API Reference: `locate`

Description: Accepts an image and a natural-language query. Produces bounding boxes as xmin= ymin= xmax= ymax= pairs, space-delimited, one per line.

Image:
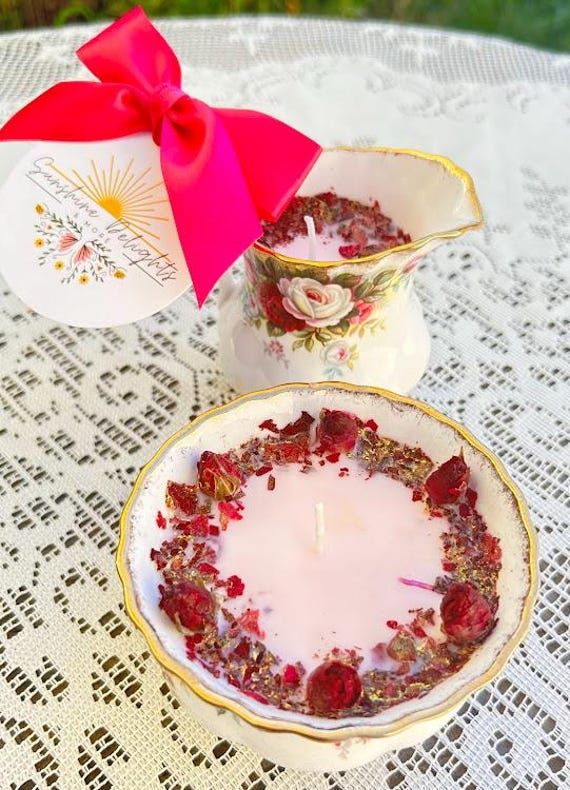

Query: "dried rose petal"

xmin=175 ymin=514 xmax=209 ymax=537
xmin=306 ymin=661 xmax=362 ymax=714
xmin=238 ymin=608 xmax=265 ymax=639
xmin=317 ymin=409 xmax=359 ymax=453
xmin=279 ymin=411 xmax=315 ymax=438
xmin=159 ymin=581 xmax=214 ymax=632
xmin=218 ymin=501 xmax=243 ymax=521
xmin=425 ymin=456 xmax=470 ymax=505
xmin=440 ymin=583 xmax=494 ymax=644
xmin=156 ymin=511 xmax=167 ymax=529
xmin=166 ymin=481 xmax=198 ymax=515
xmin=197 ymin=451 xmax=243 ymax=500
xmin=481 ymin=532 xmax=502 ymax=566
xmin=262 ymin=439 xmax=308 ymax=464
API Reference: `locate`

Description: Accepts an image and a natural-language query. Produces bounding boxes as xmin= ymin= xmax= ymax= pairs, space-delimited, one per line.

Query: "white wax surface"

xmin=272 ymin=222 xmax=347 ymax=261
xmin=216 ymin=459 xmax=445 ymax=672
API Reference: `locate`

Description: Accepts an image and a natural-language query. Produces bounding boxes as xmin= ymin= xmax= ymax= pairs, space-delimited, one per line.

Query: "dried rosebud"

xmin=425 ymin=455 xmax=469 ymax=505
xmin=387 ymin=630 xmax=417 ymax=662
xmin=166 ymin=481 xmax=198 ymax=515
xmin=440 ymin=583 xmax=494 ymax=644
xmin=226 ymin=574 xmax=245 ymax=598
xmin=317 ymin=409 xmax=359 ymax=453
xmin=159 ymin=581 xmax=214 ymax=633
xmin=306 ymin=661 xmax=362 ymax=714
xmin=197 ymin=451 xmax=243 ymax=500
xmin=282 ymin=664 xmax=301 ymax=687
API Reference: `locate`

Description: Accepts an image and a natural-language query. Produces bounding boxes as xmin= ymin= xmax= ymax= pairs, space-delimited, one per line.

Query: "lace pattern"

xmin=0 ymin=18 xmax=568 ymax=790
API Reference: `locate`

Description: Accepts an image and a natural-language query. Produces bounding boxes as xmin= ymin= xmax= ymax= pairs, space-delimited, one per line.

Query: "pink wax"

xmin=216 ymin=457 xmax=445 ymax=673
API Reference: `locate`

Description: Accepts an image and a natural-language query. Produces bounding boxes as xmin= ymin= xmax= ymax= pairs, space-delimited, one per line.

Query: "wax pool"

xmin=216 ymin=458 xmax=444 ymax=672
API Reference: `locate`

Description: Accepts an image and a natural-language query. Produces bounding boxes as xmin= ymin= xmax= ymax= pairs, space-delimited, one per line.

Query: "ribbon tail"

xmin=160 ymin=111 xmax=262 ymax=307
xmin=0 ymin=82 xmax=149 ymax=142
xmin=216 ymin=108 xmax=322 ymax=222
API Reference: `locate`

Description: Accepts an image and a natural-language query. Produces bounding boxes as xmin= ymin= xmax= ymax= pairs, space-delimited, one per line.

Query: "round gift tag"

xmin=0 ymin=134 xmax=191 ymax=327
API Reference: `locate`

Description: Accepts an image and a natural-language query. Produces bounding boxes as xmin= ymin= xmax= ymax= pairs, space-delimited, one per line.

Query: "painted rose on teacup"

xmin=278 ymin=277 xmax=354 ymax=328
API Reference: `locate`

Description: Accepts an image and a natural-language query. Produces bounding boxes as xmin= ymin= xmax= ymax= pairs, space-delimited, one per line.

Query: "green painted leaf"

xmin=266 ymin=322 xmax=286 ymax=337
xmin=304 ymin=335 xmax=315 ymax=352
xmin=333 ymin=273 xmax=361 ymax=289
xmin=373 ymin=269 xmax=397 ymax=287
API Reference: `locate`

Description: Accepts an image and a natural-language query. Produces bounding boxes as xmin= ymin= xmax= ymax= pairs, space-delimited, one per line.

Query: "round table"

xmin=0 ymin=17 xmax=568 ymax=790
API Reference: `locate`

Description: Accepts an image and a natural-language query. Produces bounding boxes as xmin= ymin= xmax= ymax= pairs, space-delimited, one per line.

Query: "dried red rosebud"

xmin=282 ymin=664 xmax=301 ymax=686
xmin=166 ymin=481 xmax=198 ymax=515
xmin=317 ymin=409 xmax=359 ymax=454
xmin=387 ymin=631 xmax=417 ymax=662
xmin=197 ymin=451 xmax=243 ymax=500
xmin=425 ymin=456 xmax=470 ymax=505
xmin=440 ymin=583 xmax=494 ymax=644
xmin=226 ymin=574 xmax=245 ymax=598
xmin=306 ymin=661 xmax=362 ymax=714
xmin=159 ymin=581 xmax=214 ymax=633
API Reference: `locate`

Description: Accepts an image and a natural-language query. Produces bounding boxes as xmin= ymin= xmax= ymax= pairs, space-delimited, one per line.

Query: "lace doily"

xmin=0 ymin=18 xmax=568 ymax=790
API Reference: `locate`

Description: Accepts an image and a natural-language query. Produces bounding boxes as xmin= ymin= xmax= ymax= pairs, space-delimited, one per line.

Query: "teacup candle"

xmin=218 ymin=147 xmax=482 ymax=394
xmin=118 ymin=383 xmax=537 ymax=772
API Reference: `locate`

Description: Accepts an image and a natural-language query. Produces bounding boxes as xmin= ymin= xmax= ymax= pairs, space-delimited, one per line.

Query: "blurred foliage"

xmin=1 ymin=0 xmax=568 ymax=51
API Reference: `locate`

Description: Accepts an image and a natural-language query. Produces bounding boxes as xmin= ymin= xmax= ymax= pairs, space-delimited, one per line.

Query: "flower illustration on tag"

xmin=34 ymin=205 xmax=123 ymax=285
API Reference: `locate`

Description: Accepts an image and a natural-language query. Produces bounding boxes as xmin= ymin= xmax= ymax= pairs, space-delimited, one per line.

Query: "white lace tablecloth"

xmin=0 ymin=17 xmax=568 ymax=790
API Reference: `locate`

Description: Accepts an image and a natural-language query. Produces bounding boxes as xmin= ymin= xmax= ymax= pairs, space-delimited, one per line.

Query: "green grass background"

xmin=1 ymin=0 xmax=569 ymax=51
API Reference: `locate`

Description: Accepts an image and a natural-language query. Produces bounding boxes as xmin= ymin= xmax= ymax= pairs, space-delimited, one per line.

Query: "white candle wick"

xmin=304 ymin=215 xmax=317 ymax=260
xmin=315 ymin=501 xmax=325 ymax=554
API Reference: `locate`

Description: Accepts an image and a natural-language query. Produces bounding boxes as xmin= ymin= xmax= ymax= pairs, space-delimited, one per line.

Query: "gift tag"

xmin=0 ymin=134 xmax=191 ymax=327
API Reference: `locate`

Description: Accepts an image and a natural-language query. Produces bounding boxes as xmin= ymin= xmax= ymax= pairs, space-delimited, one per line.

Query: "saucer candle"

xmin=119 ymin=383 xmax=537 ymax=771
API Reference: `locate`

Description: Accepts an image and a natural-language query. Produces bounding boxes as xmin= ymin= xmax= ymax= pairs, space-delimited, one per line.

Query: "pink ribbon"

xmin=0 ymin=7 xmax=321 ymax=305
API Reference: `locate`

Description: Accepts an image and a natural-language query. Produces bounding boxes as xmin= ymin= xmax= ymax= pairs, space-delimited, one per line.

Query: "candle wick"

xmin=304 ymin=215 xmax=317 ymax=260
xmin=315 ymin=501 xmax=325 ymax=554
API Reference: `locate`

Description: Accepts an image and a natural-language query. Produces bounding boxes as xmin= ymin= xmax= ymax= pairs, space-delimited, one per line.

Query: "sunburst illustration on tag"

xmin=33 ymin=156 xmax=172 ymax=287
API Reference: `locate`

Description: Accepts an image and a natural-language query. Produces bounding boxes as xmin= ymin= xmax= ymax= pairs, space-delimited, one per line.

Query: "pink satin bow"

xmin=0 ymin=7 xmax=321 ymax=305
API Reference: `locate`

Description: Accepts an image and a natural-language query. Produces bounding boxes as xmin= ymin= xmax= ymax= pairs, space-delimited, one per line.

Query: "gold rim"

xmin=253 ymin=146 xmax=484 ymax=268
xmin=117 ymin=382 xmax=538 ymax=742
